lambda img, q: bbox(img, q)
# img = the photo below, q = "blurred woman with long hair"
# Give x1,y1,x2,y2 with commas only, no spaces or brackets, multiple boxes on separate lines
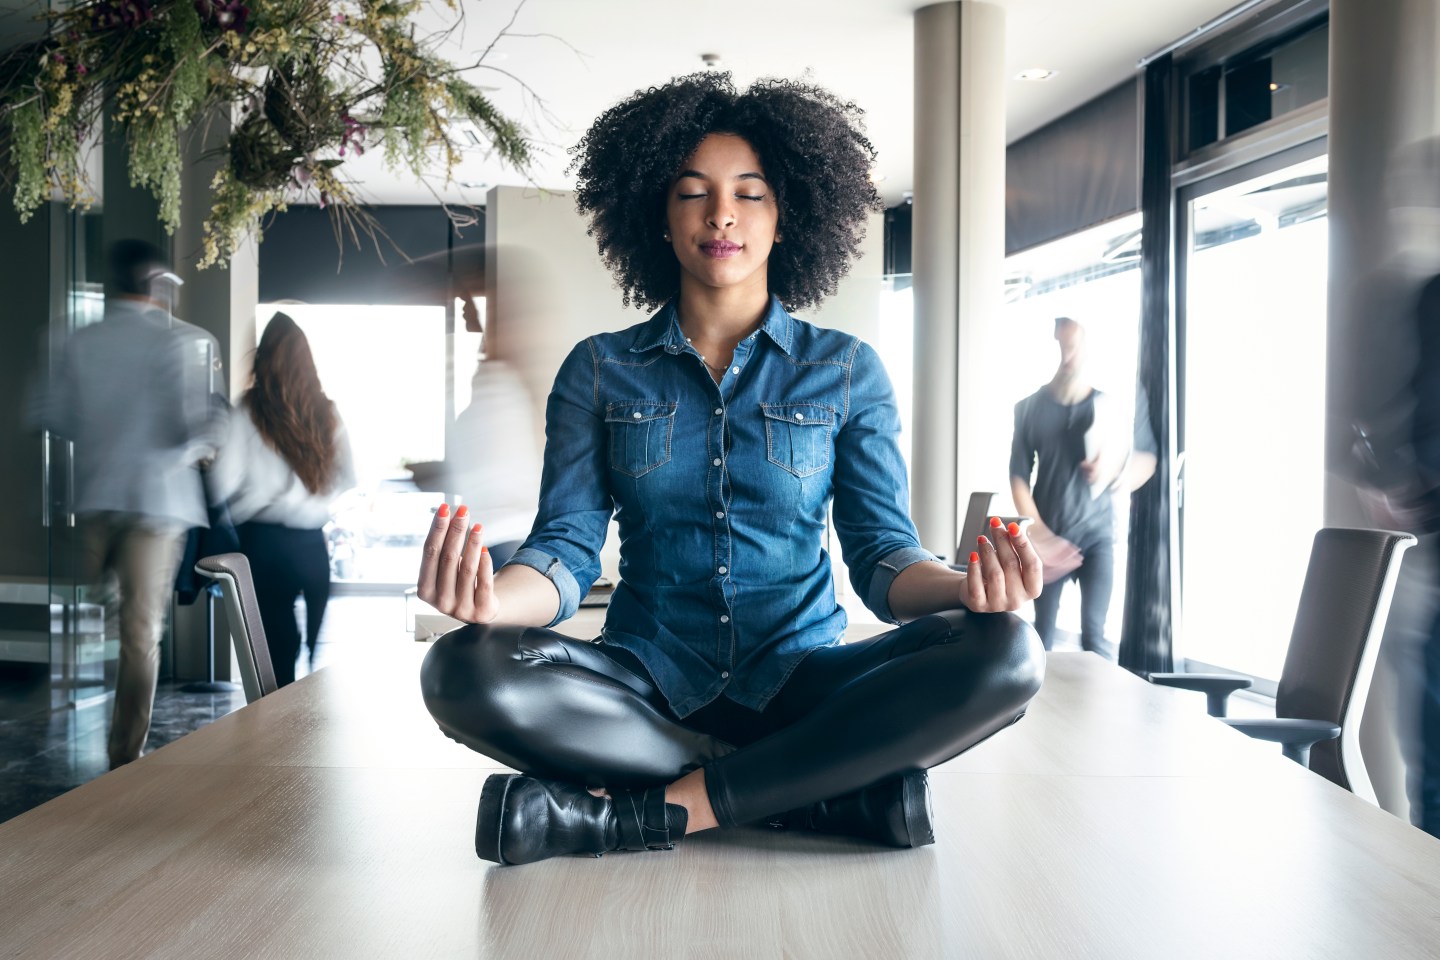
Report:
212,313,356,685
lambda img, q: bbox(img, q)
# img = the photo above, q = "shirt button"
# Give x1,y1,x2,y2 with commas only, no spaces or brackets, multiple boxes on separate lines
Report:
718,566,728,575
720,615,730,623
794,412,805,421
715,511,725,519
632,411,642,419
714,407,723,416
720,671,730,679
731,366,740,375
713,458,722,466
665,344,678,354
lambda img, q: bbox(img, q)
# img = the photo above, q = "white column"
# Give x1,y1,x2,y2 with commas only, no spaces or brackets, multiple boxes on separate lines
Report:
912,1,1007,557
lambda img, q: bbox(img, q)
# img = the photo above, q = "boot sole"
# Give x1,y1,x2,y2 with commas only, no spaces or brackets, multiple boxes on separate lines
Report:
476,773,519,864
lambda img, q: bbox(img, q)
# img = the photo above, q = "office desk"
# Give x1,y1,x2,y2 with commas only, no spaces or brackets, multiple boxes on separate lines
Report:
2,642,1438,959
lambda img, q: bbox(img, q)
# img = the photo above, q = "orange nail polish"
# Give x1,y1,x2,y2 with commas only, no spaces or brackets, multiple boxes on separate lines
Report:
455,505,469,520
990,516,1002,528
437,503,449,519
480,545,488,554
977,535,989,546
1008,522,1020,536
969,551,980,564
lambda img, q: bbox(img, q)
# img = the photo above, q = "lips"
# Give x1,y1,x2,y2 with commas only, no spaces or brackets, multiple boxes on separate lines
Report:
699,240,742,259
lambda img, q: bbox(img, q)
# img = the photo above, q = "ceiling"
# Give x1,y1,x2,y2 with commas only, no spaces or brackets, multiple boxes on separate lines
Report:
355,0,1246,207
0,0,1249,207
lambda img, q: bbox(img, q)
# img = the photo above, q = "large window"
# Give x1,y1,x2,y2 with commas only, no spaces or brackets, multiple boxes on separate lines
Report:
254,304,452,584
1000,214,1144,649
1178,152,1328,680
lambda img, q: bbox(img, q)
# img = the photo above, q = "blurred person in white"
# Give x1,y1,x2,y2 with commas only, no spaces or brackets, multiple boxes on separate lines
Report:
446,295,540,567
38,239,225,767
1010,317,1157,660
211,313,356,685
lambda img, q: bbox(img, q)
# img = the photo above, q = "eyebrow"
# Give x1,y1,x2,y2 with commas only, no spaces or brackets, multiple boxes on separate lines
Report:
675,169,768,183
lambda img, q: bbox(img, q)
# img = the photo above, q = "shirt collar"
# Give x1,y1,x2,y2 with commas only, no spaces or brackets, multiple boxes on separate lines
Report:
628,295,796,357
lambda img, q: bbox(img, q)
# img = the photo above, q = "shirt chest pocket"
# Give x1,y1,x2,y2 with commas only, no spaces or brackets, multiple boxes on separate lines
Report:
762,403,835,478
606,401,678,478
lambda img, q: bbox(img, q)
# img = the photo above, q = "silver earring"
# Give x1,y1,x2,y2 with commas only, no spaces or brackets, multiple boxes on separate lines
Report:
663,230,671,242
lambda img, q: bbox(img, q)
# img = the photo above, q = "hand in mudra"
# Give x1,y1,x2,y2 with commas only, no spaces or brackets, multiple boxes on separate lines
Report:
963,518,1044,613
417,504,498,623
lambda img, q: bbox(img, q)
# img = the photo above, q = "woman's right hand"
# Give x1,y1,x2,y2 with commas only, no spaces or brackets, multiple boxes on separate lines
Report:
417,504,499,623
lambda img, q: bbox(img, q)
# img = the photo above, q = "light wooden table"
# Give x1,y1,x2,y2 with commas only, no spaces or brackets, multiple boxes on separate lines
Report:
3,629,1439,959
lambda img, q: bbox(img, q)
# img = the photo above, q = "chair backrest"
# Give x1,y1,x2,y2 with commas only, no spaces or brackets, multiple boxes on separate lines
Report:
1277,527,1416,801
196,553,278,703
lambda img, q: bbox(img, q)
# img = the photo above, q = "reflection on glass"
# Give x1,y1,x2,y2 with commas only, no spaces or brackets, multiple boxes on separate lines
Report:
1181,155,1328,680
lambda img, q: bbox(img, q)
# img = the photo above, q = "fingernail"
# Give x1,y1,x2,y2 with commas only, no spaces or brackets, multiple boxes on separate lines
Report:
1008,522,1020,536
437,503,449,519
969,551,980,564
469,525,481,539
977,535,989,547
455,505,469,520
480,545,488,555
990,516,1002,528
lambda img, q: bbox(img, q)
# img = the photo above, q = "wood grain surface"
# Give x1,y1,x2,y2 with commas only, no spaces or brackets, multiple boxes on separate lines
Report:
2,644,1438,959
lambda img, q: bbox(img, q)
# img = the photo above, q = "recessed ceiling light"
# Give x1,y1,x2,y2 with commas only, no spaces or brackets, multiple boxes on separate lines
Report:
701,53,722,69
1016,68,1056,82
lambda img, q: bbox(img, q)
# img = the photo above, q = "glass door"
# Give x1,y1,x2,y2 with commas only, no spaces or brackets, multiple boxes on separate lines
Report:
47,209,109,711
1175,141,1328,682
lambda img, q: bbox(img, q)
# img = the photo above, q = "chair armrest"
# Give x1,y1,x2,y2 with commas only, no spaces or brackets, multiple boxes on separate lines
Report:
1149,673,1254,717
1220,718,1341,768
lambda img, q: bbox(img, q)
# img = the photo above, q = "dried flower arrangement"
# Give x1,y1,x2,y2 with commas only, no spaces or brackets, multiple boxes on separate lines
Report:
0,0,530,265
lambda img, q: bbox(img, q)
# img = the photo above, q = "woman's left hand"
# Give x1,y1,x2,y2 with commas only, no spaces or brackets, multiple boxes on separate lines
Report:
963,519,1044,613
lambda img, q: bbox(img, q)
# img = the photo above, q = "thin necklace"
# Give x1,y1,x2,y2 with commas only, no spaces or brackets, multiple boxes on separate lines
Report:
684,335,730,374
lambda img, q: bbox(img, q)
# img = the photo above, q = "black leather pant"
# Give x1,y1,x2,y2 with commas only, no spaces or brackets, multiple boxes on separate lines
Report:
420,609,1044,828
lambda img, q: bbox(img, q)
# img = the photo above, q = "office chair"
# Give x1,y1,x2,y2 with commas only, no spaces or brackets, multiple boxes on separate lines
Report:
195,553,278,703
1151,528,1416,802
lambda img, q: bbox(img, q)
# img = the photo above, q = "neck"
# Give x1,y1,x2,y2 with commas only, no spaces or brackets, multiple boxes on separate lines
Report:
1048,364,1091,404
676,276,770,344
115,293,166,310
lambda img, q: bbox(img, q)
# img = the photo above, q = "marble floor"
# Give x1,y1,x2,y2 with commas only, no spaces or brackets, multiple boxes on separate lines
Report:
0,593,409,824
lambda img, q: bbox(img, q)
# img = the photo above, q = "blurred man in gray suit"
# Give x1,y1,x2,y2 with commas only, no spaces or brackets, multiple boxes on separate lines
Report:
40,240,225,767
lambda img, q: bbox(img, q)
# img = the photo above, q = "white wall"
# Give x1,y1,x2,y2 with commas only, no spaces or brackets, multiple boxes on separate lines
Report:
484,185,886,582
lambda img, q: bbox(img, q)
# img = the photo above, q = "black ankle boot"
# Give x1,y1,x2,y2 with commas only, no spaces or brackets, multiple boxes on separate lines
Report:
475,774,690,866
769,771,934,848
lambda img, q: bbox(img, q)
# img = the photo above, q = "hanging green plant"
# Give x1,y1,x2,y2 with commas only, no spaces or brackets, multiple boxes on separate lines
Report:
0,0,532,266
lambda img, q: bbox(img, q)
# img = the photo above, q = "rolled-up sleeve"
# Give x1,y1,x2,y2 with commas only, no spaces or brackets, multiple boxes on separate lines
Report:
831,340,939,624
503,340,612,626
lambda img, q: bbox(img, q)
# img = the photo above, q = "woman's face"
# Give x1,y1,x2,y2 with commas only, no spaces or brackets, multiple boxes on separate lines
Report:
665,133,779,297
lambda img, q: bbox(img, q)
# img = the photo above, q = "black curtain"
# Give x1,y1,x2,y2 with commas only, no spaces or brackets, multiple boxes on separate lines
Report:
1119,55,1176,676
1005,80,1140,256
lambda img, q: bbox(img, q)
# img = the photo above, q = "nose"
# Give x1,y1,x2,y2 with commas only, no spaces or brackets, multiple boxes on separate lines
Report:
706,195,736,230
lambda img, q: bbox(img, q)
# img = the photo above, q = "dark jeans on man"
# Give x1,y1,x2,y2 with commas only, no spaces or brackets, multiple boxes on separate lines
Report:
1031,533,1115,661
237,521,330,686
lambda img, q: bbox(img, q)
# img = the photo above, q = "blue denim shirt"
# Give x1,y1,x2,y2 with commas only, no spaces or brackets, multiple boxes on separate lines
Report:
508,296,936,717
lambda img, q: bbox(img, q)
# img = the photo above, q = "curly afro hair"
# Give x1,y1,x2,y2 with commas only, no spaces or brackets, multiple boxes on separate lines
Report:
569,72,882,312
